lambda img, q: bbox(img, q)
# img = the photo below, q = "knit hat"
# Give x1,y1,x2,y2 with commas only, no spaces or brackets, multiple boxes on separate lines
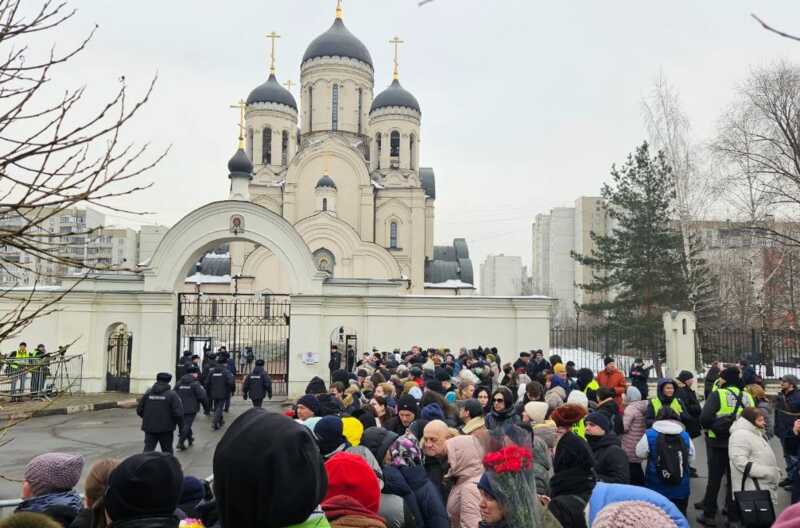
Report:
720,366,741,386
742,406,765,427
324,452,381,514
426,379,445,395
592,500,677,528
156,372,172,383
477,472,495,499
585,412,611,434
314,416,347,456
342,416,364,446
774,501,800,528
545,386,566,410
105,452,183,522
397,394,419,416
421,403,445,421
317,393,343,417
464,399,484,419
782,374,800,387
626,386,642,402
603,356,615,366
23,453,84,497
296,394,321,416
524,401,548,424
388,433,422,467
305,376,327,395
553,363,566,375
550,403,587,428
180,476,206,505
676,370,694,383
255,359,265,366
435,368,451,382
566,389,589,410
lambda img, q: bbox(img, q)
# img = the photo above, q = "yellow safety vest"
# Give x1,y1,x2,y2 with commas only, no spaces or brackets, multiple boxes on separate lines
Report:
571,418,586,440
10,349,30,368
650,397,684,416
711,378,722,393
586,379,600,392
708,386,752,439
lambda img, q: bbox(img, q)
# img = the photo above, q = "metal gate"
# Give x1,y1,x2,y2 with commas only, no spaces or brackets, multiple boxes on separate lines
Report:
106,331,132,392
177,293,291,397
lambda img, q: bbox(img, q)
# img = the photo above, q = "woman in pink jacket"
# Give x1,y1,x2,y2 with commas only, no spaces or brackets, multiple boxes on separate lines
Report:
445,435,483,528
621,386,649,485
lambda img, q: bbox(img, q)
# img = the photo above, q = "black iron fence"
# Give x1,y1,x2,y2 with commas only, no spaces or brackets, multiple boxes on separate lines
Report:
550,327,665,375
697,328,800,378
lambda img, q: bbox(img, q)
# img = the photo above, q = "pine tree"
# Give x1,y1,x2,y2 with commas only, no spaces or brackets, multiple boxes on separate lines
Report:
572,142,689,374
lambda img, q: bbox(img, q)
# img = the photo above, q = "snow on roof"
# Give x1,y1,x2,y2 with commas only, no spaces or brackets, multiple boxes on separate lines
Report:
424,279,475,289
185,273,231,284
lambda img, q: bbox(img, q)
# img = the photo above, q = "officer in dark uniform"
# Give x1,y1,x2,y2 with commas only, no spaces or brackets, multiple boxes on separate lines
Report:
208,356,234,430
174,365,207,450
200,352,217,415
136,372,184,453
328,344,342,374
242,359,272,408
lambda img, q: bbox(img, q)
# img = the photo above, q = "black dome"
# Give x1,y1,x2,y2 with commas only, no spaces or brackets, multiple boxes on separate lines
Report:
228,148,253,177
246,73,298,110
316,174,337,189
370,79,421,114
302,18,373,68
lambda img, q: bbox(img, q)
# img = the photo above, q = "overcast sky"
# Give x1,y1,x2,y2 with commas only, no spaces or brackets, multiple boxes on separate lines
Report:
39,1,800,276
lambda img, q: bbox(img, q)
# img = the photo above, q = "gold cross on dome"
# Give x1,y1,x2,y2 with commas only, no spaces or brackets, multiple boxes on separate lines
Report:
284,79,296,92
390,36,404,80
229,99,246,149
336,0,343,19
266,31,281,74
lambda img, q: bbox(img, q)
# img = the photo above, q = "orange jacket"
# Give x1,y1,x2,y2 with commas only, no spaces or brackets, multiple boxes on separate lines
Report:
597,369,627,409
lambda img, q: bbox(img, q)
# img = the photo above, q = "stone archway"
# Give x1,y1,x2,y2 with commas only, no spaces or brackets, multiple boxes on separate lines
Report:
144,201,326,294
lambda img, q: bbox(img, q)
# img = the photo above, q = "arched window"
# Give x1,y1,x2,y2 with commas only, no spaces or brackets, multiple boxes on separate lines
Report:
262,128,272,165
390,131,400,157
390,222,398,249
332,84,339,131
376,133,382,167
308,86,314,132
322,198,328,212
410,133,416,169
247,129,254,158
281,130,289,165
357,87,363,134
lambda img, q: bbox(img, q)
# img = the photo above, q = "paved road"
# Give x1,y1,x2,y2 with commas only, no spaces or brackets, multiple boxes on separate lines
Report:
0,401,795,526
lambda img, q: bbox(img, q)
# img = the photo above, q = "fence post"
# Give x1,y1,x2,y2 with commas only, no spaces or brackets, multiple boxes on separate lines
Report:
663,311,696,377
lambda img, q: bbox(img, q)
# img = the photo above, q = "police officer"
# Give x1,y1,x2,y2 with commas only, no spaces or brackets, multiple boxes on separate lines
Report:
208,356,234,430
174,365,207,451
136,372,184,454
200,352,217,415
243,359,272,408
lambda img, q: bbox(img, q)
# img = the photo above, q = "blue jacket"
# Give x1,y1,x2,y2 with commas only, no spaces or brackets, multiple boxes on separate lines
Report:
643,427,691,499
550,374,571,395
775,388,800,440
386,464,448,528
588,482,689,528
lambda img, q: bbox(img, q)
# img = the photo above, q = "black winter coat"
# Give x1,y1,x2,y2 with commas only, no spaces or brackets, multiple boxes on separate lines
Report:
242,366,272,400
596,400,624,436
137,382,183,433
775,388,800,440
629,365,651,400
389,465,448,528
109,516,179,528
674,382,702,438
704,366,721,399
423,456,451,503
174,374,207,415
383,465,426,528
206,366,234,400
586,432,630,484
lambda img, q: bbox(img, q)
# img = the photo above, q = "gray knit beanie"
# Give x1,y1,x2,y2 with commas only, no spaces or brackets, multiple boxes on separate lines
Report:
24,452,84,496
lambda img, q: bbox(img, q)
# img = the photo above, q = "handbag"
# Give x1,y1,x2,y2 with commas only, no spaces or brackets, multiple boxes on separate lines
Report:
734,462,776,528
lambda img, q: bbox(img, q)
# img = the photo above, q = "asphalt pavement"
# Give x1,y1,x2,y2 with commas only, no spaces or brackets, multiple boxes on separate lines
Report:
0,400,794,527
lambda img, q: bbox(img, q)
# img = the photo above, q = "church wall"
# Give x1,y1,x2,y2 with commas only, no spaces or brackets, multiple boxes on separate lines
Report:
245,105,298,172
368,109,420,171
300,58,373,136
291,156,366,234
375,189,426,291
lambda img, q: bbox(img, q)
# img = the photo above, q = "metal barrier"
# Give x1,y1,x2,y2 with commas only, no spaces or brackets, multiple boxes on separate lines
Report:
0,354,83,400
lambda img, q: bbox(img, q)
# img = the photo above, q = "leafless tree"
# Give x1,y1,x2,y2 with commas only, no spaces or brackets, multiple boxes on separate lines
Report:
0,0,165,342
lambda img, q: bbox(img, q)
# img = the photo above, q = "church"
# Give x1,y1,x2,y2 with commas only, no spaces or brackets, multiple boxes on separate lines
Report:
196,2,474,295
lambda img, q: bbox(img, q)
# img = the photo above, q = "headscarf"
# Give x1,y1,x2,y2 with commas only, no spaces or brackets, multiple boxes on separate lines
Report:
387,433,422,467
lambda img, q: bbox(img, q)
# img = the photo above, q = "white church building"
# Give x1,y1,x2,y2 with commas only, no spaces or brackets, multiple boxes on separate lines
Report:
2,5,553,399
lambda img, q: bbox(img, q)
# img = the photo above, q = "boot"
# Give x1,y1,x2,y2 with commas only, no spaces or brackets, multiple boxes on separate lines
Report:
176,442,186,451
188,436,194,446
697,513,717,527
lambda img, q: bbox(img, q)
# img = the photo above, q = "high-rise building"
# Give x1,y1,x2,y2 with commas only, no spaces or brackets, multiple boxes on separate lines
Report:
138,225,170,264
479,254,525,296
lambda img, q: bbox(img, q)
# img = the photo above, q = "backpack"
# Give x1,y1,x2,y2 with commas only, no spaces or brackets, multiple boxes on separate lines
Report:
710,389,744,440
655,432,688,486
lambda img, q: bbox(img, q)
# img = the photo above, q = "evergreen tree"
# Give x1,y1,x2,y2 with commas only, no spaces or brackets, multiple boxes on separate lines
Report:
572,142,689,373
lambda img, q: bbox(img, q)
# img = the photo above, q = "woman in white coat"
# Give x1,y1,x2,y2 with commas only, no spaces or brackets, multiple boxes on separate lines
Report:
728,406,781,507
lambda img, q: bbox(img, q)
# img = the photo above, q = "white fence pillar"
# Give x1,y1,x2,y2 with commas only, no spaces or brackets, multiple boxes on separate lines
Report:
663,311,697,377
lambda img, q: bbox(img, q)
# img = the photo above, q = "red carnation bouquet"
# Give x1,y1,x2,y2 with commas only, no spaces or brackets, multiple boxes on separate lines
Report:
482,440,540,527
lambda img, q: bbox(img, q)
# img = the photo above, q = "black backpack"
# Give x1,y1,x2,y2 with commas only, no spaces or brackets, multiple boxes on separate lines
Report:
655,432,688,485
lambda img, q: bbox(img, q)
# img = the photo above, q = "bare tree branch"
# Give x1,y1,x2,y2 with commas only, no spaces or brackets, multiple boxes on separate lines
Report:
751,14,800,43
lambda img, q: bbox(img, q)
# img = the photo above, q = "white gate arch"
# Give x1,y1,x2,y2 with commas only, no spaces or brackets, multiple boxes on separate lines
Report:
144,201,325,294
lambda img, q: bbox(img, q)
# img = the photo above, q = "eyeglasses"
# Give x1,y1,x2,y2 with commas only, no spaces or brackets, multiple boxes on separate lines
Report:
493,398,505,403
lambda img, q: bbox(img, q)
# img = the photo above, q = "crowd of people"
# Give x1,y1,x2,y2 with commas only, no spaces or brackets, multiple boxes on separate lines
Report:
4,346,800,528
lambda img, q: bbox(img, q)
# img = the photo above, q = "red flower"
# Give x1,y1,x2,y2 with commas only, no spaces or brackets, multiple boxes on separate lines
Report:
483,445,533,474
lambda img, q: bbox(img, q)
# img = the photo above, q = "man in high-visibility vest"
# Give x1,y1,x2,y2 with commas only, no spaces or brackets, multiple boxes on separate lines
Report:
697,366,754,527
644,379,688,428
8,342,30,402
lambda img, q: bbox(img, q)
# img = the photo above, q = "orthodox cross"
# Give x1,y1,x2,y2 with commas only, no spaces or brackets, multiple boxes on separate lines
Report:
336,0,343,19
229,99,246,149
284,79,296,92
390,36,404,80
266,31,281,75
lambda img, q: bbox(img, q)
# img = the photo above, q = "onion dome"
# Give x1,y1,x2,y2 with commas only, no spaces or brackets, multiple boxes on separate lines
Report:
246,73,297,110
370,79,420,114
302,18,373,69
228,148,253,179
316,174,337,189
